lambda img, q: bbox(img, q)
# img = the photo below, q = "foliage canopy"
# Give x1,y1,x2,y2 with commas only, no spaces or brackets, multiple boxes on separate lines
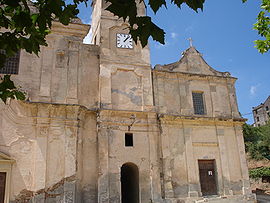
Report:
249,167,270,180
243,123,270,160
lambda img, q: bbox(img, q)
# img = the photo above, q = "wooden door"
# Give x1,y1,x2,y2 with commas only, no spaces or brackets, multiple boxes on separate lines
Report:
198,160,217,196
0,172,6,203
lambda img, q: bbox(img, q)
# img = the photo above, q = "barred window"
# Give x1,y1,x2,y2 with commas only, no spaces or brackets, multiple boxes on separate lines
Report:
192,92,205,115
0,50,20,74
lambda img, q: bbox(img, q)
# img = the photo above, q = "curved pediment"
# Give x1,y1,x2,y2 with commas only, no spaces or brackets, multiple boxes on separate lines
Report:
154,47,231,77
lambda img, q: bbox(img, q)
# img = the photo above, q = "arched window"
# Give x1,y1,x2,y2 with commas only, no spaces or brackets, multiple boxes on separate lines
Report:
121,162,139,203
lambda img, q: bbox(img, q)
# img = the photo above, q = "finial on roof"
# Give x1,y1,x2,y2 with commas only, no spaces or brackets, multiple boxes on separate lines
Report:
188,37,193,47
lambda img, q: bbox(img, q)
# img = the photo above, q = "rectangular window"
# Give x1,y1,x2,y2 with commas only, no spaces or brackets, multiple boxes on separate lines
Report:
192,92,205,115
125,133,133,147
266,106,269,111
257,117,260,122
0,172,6,203
0,50,20,74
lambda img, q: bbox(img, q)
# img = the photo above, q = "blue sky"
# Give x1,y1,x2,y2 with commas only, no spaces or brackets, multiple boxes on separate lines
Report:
77,0,269,124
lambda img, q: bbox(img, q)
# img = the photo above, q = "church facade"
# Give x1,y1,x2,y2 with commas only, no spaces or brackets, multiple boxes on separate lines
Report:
0,0,255,202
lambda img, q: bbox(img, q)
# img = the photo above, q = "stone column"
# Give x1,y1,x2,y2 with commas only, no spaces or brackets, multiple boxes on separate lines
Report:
66,41,79,104
234,125,251,195
147,113,163,202
99,64,112,109
183,126,199,197
98,124,110,203
216,127,231,195
39,46,53,100
160,124,174,198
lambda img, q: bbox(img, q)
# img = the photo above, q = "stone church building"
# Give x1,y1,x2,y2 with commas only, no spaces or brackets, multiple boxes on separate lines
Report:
0,0,255,202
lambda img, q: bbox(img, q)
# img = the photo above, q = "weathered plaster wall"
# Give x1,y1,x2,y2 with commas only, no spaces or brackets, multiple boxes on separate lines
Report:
152,47,252,202
0,100,82,202
10,22,99,109
153,71,240,118
97,110,163,203
158,117,251,201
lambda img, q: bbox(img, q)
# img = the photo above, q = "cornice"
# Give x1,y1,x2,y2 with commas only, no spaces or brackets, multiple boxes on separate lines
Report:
152,69,237,82
51,21,90,38
158,114,246,126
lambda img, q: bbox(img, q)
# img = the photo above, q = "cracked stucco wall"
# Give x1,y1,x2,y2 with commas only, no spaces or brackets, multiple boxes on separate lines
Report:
0,101,81,202
11,22,99,110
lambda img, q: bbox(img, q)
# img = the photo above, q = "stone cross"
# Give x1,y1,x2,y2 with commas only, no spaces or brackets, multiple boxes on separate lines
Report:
188,38,193,47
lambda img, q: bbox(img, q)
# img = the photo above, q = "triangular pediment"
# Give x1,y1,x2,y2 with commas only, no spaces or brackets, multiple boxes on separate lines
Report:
154,47,231,77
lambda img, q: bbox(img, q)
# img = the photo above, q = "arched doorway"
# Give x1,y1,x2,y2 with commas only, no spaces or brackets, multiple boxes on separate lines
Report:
121,163,139,203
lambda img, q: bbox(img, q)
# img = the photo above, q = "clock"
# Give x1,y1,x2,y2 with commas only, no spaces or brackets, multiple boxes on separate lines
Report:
116,33,133,49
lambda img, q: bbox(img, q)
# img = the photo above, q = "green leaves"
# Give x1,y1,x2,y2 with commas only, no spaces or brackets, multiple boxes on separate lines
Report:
254,9,270,53
105,0,205,48
0,75,26,103
0,0,87,61
249,167,270,180
172,0,205,12
106,0,138,21
149,0,167,13
250,0,270,53
243,123,270,160
130,16,165,47
0,0,87,103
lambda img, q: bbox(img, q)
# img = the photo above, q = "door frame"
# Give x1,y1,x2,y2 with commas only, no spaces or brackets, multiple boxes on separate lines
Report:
0,152,15,203
198,159,218,196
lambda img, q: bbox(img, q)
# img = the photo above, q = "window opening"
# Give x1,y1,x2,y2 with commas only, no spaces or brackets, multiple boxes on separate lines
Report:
192,92,205,115
125,133,133,147
0,50,20,74
266,106,269,111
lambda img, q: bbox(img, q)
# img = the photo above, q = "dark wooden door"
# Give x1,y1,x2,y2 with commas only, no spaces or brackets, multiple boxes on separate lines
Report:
198,160,217,196
0,172,6,203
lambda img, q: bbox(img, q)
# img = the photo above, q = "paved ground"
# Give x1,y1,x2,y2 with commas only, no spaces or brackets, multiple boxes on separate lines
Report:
256,194,270,203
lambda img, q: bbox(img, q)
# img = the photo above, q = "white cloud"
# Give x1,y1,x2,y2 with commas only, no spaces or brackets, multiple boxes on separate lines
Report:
170,32,178,39
249,84,260,96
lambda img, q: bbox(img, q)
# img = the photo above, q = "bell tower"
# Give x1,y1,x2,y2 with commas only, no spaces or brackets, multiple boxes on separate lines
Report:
90,0,153,111
90,1,162,203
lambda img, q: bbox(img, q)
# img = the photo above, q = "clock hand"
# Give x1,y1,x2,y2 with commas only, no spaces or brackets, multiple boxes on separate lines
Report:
123,36,130,42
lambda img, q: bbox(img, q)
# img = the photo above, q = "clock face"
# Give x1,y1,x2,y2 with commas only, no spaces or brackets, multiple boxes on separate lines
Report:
116,33,133,49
